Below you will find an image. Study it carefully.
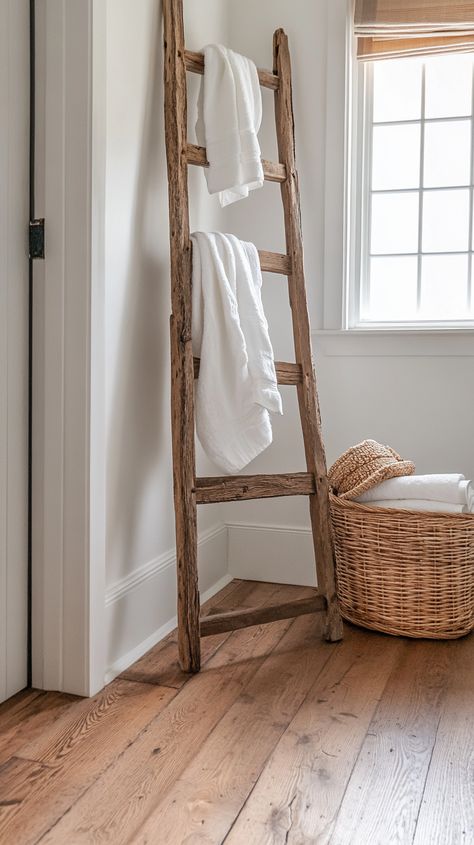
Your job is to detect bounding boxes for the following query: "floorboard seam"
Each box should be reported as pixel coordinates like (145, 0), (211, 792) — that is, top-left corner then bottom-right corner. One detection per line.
(411, 703), (445, 843)
(36, 619), (294, 845)
(125, 618), (300, 845)
(321, 637), (408, 844)
(220, 636), (338, 843)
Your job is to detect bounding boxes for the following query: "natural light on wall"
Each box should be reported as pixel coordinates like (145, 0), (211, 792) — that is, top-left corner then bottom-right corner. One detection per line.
(359, 53), (474, 324)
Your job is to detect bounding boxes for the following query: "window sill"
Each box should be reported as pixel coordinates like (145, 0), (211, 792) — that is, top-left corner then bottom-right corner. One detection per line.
(312, 328), (474, 357)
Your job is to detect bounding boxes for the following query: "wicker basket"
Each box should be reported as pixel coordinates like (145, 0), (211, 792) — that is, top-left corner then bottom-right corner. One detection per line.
(330, 494), (474, 639)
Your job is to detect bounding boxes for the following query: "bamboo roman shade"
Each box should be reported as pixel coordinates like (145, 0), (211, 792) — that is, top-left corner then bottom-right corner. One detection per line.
(355, 1), (474, 60)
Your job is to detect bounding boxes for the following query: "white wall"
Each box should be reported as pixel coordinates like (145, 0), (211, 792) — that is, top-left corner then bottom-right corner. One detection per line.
(221, 0), (331, 551)
(223, 0), (474, 582)
(104, 0), (474, 677)
(104, 0), (231, 677)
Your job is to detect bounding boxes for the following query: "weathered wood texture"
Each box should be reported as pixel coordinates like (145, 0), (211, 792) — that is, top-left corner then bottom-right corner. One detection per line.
(258, 249), (292, 274)
(164, 6), (341, 669)
(194, 357), (303, 385)
(131, 613), (333, 845)
(184, 49), (279, 90)
(0, 681), (175, 843)
(37, 589), (300, 845)
(273, 29), (342, 642)
(200, 593), (326, 636)
(220, 626), (404, 845)
(194, 472), (316, 504)
(330, 639), (453, 844)
(0, 581), (470, 845)
(163, 0), (200, 672)
(186, 142), (287, 183)
(119, 579), (276, 687)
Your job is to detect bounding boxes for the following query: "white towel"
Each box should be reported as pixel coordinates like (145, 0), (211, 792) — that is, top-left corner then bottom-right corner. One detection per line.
(356, 473), (474, 511)
(363, 499), (468, 514)
(191, 232), (282, 474)
(196, 44), (264, 207)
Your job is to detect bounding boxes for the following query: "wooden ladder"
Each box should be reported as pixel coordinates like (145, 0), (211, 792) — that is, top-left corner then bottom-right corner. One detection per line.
(163, 0), (343, 672)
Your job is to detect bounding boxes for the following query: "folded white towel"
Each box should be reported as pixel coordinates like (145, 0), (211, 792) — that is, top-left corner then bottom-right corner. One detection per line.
(196, 44), (264, 207)
(356, 473), (474, 510)
(364, 499), (468, 514)
(191, 231), (282, 474)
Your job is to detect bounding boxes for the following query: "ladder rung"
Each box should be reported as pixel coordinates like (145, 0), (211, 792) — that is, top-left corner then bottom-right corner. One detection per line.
(258, 250), (291, 275)
(187, 228), (290, 275)
(193, 357), (302, 385)
(184, 49), (279, 90)
(200, 593), (326, 636)
(195, 472), (316, 504)
(186, 143), (287, 184)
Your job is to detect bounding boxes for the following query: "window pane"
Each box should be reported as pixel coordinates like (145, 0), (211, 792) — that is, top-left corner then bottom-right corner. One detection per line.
(373, 58), (422, 123)
(424, 121), (471, 188)
(425, 54), (473, 119)
(365, 256), (418, 321)
(420, 254), (469, 318)
(422, 189), (470, 253)
(371, 192), (419, 255)
(372, 124), (420, 190)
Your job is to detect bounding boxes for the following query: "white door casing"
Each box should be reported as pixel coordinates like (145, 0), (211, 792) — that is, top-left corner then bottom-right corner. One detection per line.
(32, 0), (106, 696)
(0, 0), (29, 703)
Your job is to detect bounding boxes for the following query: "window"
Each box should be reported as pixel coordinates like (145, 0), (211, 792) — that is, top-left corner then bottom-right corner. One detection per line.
(351, 53), (474, 327)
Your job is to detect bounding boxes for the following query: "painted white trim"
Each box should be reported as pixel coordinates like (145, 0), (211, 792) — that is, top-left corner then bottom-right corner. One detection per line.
(227, 522), (316, 588)
(105, 574), (233, 685)
(0, 0), (29, 702)
(313, 328), (474, 357)
(104, 525), (230, 684)
(32, 0), (107, 697)
(322, 0), (352, 331)
(105, 524), (228, 607)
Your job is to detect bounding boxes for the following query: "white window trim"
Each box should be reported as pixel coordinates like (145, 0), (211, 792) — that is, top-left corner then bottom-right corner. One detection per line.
(348, 49), (474, 331)
(321, 0), (474, 342)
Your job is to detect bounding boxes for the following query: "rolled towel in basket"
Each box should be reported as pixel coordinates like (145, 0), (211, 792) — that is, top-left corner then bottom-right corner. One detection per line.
(356, 473), (474, 512)
(365, 499), (468, 514)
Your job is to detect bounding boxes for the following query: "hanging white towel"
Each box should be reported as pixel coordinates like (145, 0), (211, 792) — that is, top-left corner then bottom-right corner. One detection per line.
(196, 44), (264, 207)
(191, 231), (282, 474)
(356, 473), (474, 511)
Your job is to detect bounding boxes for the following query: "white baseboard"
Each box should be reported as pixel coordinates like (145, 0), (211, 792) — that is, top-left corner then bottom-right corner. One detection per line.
(105, 520), (318, 685)
(227, 522), (317, 587)
(104, 524), (230, 684)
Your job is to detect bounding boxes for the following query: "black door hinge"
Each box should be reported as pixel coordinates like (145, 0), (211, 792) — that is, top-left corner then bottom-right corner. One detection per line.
(29, 218), (45, 259)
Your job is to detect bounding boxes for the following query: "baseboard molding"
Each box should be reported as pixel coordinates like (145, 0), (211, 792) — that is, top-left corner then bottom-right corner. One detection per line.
(227, 522), (317, 588)
(105, 524), (230, 684)
(105, 520), (318, 684)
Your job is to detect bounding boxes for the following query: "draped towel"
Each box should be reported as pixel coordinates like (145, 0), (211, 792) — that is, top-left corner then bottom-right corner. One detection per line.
(191, 232), (282, 474)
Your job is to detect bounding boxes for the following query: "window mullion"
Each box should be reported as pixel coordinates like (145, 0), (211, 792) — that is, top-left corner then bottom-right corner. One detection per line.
(468, 64), (474, 313)
(361, 63), (374, 322)
(417, 64), (426, 316)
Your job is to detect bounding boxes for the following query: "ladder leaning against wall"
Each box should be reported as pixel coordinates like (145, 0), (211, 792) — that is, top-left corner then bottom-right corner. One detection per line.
(163, 0), (343, 673)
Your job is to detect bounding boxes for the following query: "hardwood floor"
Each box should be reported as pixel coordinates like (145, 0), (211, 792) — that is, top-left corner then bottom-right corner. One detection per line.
(1, 579), (473, 844)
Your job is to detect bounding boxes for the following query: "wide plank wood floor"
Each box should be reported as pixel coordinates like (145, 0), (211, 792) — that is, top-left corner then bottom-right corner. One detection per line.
(1, 579), (473, 844)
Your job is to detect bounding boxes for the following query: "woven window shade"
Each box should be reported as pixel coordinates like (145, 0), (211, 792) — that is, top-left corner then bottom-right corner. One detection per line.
(355, 1), (474, 60)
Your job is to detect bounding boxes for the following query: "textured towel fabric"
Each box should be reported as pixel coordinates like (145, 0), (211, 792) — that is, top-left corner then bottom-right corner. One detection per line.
(356, 473), (474, 511)
(196, 44), (264, 207)
(363, 499), (468, 514)
(191, 232), (282, 474)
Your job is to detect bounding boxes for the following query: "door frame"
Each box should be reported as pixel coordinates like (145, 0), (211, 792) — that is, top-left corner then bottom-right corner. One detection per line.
(31, 0), (107, 696)
(0, 0), (30, 703)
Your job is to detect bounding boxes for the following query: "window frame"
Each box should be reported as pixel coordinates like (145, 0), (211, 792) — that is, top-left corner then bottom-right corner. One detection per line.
(347, 54), (474, 330)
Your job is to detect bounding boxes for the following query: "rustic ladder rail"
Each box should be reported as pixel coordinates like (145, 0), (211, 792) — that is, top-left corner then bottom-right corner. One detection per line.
(163, 0), (343, 672)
